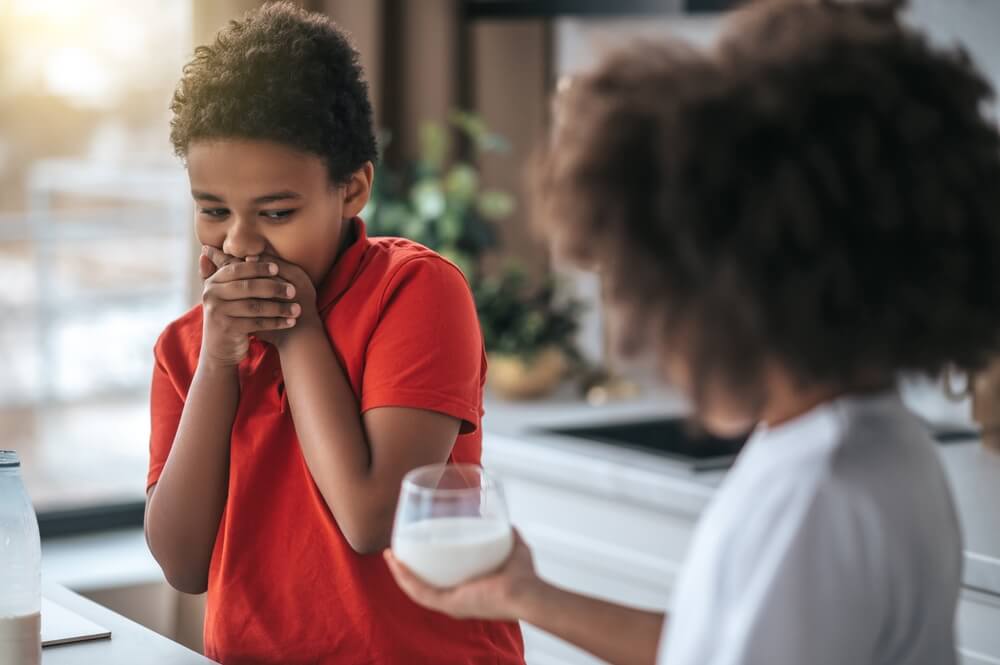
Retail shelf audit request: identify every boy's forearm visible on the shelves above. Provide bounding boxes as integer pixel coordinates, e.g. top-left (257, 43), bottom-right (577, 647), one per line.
top-left (145, 359), bottom-right (239, 594)
top-left (517, 580), bottom-right (664, 665)
top-left (276, 324), bottom-right (382, 547)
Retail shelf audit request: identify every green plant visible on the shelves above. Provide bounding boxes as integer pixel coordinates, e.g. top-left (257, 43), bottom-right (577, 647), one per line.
top-left (365, 111), bottom-right (514, 278)
top-left (474, 266), bottom-right (583, 362)
top-left (365, 111), bottom-right (582, 361)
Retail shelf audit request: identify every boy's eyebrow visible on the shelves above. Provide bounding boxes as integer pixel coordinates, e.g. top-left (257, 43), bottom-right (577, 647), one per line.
top-left (192, 190), bottom-right (224, 202)
top-left (252, 191), bottom-right (302, 204)
top-left (191, 191), bottom-right (303, 204)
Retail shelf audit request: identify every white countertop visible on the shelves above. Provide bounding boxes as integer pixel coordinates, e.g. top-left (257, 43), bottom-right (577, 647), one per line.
top-left (482, 389), bottom-right (1000, 597)
top-left (35, 386), bottom-right (997, 665)
top-left (40, 581), bottom-right (215, 665)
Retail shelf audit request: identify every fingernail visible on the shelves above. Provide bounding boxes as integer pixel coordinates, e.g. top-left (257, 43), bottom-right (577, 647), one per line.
top-left (201, 246), bottom-right (209, 256)
top-left (286, 285), bottom-right (295, 297)
top-left (268, 263), bottom-right (278, 275)
top-left (286, 318), bottom-right (296, 326)
top-left (290, 303), bottom-right (301, 316)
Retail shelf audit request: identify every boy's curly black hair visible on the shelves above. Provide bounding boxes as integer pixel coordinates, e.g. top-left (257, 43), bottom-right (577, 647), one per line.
top-left (169, 1), bottom-right (377, 183)
top-left (532, 0), bottom-right (1000, 409)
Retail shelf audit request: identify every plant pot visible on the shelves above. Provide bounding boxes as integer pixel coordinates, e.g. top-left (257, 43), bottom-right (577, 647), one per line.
top-left (487, 347), bottom-right (567, 401)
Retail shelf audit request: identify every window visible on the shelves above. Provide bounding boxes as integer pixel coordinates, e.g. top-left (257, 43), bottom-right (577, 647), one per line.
top-left (0, 0), bottom-right (193, 535)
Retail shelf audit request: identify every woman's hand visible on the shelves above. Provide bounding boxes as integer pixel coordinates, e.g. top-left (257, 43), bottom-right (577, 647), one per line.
top-left (386, 528), bottom-right (665, 665)
top-left (383, 530), bottom-right (542, 621)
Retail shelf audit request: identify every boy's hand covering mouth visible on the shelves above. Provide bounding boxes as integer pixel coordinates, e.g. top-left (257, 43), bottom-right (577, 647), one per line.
top-left (201, 247), bottom-right (320, 350)
top-left (198, 246), bottom-right (302, 365)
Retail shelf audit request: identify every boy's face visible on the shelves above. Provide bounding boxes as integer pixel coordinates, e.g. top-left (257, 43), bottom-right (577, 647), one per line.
top-left (187, 138), bottom-right (373, 285)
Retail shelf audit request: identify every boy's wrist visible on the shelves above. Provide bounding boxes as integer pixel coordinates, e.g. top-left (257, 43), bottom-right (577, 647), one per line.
top-left (196, 353), bottom-right (242, 376)
top-left (274, 316), bottom-right (325, 352)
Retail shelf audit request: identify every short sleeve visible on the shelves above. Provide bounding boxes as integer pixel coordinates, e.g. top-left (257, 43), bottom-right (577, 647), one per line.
top-left (147, 335), bottom-right (187, 490)
top-left (361, 256), bottom-right (484, 432)
top-left (660, 480), bottom-right (882, 665)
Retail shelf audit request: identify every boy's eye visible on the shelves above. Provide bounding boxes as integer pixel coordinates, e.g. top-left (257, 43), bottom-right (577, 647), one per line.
top-left (261, 209), bottom-right (296, 221)
top-left (199, 208), bottom-right (229, 219)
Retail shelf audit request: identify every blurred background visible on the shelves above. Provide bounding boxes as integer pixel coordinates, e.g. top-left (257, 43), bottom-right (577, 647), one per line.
top-left (2, 0), bottom-right (1000, 661)
top-left (0, 0), bottom-right (731, 535)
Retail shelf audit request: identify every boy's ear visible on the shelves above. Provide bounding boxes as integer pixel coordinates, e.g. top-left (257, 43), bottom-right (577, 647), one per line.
top-left (342, 161), bottom-right (374, 219)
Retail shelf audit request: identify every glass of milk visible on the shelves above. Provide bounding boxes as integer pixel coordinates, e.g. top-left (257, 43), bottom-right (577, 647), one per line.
top-left (392, 464), bottom-right (513, 587)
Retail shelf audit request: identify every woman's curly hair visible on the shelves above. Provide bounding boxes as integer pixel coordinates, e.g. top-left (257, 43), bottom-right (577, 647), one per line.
top-left (532, 0), bottom-right (1000, 409)
top-left (169, 1), bottom-right (377, 183)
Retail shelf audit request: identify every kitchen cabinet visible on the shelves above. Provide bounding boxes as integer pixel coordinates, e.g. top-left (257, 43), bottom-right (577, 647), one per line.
top-left (957, 590), bottom-right (1000, 665)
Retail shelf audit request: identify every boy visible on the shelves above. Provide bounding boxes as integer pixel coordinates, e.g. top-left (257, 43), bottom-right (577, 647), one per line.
top-left (386, 1), bottom-right (1000, 664)
top-left (143, 3), bottom-right (524, 663)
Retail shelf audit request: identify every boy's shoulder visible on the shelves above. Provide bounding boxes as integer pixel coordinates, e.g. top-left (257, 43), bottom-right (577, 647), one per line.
top-left (358, 235), bottom-right (471, 296)
top-left (365, 235), bottom-right (458, 272)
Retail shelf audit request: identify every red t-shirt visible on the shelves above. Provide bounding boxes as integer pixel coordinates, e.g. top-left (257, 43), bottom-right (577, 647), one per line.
top-left (148, 219), bottom-right (524, 664)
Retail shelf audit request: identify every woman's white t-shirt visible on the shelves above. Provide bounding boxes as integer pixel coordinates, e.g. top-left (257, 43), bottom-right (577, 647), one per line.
top-left (659, 391), bottom-right (962, 665)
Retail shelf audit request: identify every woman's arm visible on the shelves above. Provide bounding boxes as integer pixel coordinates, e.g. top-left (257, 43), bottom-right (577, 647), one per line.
top-left (385, 533), bottom-right (665, 665)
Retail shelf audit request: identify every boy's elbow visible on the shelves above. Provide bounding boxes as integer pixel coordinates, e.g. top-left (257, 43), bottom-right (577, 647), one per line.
top-left (154, 545), bottom-right (209, 594)
top-left (146, 527), bottom-right (209, 594)
top-left (163, 569), bottom-right (209, 596)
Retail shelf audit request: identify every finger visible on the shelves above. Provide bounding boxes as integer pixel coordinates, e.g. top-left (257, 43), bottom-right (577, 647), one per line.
top-left (210, 277), bottom-right (296, 301)
top-left (260, 253), bottom-right (311, 286)
top-left (219, 299), bottom-right (302, 319)
top-left (203, 245), bottom-right (238, 270)
top-left (223, 316), bottom-right (298, 335)
top-left (209, 260), bottom-right (283, 284)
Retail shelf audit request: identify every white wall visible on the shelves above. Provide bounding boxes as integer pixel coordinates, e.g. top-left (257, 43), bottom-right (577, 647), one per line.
top-left (908, 0), bottom-right (1000, 102)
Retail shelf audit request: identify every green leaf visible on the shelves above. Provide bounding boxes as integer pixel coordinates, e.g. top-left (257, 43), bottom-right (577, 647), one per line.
top-left (479, 132), bottom-right (511, 153)
top-left (477, 190), bottom-right (515, 221)
top-left (410, 180), bottom-right (446, 220)
top-left (418, 122), bottom-right (449, 171)
top-left (402, 216), bottom-right (429, 240)
top-left (437, 212), bottom-right (463, 245)
top-left (444, 163), bottom-right (479, 203)
top-left (379, 202), bottom-right (412, 234)
top-left (449, 110), bottom-right (488, 141)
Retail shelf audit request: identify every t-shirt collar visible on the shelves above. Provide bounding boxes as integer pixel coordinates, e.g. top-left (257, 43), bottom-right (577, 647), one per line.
top-left (316, 217), bottom-right (371, 313)
top-left (743, 388), bottom-right (901, 465)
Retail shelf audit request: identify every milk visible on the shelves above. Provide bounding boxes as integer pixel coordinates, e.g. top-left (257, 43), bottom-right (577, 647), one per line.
top-left (0, 612), bottom-right (41, 665)
top-left (392, 517), bottom-right (514, 587)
